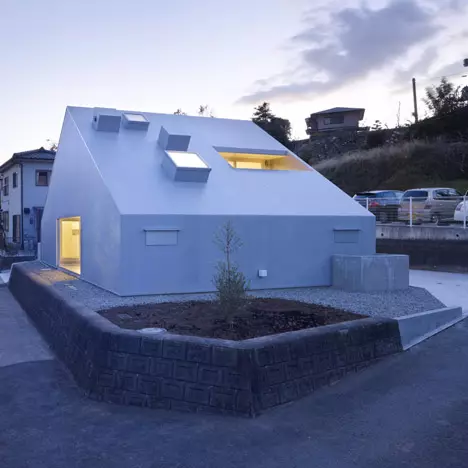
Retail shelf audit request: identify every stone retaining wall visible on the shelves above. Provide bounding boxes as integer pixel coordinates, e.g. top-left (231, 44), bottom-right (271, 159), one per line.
top-left (9, 262), bottom-right (403, 417)
top-left (0, 254), bottom-right (36, 270)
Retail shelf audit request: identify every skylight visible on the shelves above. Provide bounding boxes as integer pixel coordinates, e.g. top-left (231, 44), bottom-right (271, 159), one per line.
top-left (166, 151), bottom-right (208, 169)
top-left (123, 113), bottom-right (148, 123)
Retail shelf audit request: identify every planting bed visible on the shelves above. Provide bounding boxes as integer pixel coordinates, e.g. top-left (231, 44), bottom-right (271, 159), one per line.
top-left (100, 299), bottom-right (364, 340)
top-left (9, 262), bottom-right (404, 417)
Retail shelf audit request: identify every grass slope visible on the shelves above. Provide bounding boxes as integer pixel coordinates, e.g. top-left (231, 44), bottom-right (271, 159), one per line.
top-left (314, 140), bottom-right (468, 195)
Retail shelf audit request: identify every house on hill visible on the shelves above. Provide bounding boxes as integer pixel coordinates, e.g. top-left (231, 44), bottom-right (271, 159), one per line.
top-left (306, 107), bottom-right (365, 134)
top-left (40, 106), bottom-right (374, 296)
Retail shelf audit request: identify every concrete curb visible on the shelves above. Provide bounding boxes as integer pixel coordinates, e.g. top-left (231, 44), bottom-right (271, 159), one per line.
top-left (395, 307), bottom-right (465, 350)
top-left (8, 261), bottom-right (403, 417)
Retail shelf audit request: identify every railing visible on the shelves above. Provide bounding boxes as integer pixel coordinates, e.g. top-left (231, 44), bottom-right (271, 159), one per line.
top-left (0, 236), bottom-right (37, 256)
top-left (355, 196), bottom-right (468, 228)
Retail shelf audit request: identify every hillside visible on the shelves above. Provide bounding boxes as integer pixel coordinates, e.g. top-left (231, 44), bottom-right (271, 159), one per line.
top-left (314, 140), bottom-right (468, 195)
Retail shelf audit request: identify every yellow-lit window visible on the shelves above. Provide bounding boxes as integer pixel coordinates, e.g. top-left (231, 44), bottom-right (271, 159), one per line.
top-left (218, 151), bottom-right (310, 172)
top-left (59, 217), bottom-right (81, 275)
top-left (230, 160), bottom-right (264, 169)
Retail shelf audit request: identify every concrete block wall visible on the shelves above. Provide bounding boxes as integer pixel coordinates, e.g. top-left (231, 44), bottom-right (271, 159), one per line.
top-left (332, 254), bottom-right (409, 292)
top-left (9, 262), bottom-right (403, 417)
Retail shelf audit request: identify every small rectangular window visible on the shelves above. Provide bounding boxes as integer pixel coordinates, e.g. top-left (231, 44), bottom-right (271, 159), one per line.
top-left (218, 150), bottom-right (310, 172)
top-left (3, 176), bottom-right (9, 196)
top-left (12, 172), bottom-right (17, 188)
top-left (1, 211), bottom-right (9, 232)
top-left (36, 170), bottom-right (51, 186)
top-left (324, 115), bottom-right (345, 125)
top-left (12, 215), bottom-right (21, 243)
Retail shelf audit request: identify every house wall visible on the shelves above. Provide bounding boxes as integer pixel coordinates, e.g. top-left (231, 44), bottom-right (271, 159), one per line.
top-left (0, 161), bottom-right (53, 246)
top-left (41, 110), bottom-right (122, 293)
top-left (316, 111), bottom-right (362, 132)
top-left (0, 164), bottom-right (21, 241)
top-left (22, 161), bottom-right (54, 243)
top-left (118, 214), bottom-right (375, 296)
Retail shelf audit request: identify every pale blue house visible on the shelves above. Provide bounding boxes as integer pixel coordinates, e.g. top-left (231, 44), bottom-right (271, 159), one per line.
top-left (0, 148), bottom-right (55, 250)
top-left (40, 106), bottom-right (374, 296)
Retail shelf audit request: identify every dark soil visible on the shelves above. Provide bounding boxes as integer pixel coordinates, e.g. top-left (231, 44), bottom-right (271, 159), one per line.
top-left (98, 298), bottom-right (366, 341)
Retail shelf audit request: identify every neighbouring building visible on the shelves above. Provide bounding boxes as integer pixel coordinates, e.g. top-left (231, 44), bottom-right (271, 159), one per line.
top-left (306, 107), bottom-right (365, 134)
top-left (40, 106), bottom-right (374, 296)
top-left (0, 147), bottom-right (55, 250)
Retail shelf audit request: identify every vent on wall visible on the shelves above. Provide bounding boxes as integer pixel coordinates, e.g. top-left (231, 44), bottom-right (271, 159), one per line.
top-left (334, 229), bottom-right (360, 243)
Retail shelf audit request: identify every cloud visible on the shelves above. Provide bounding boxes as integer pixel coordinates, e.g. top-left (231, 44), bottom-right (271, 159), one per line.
top-left (238, 0), bottom-right (453, 104)
top-left (393, 46), bottom-right (439, 85)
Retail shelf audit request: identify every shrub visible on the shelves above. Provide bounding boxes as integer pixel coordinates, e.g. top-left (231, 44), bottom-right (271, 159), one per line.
top-left (213, 222), bottom-right (249, 318)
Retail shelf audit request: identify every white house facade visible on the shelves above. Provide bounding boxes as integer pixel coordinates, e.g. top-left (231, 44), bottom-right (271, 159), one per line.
top-left (40, 106), bottom-right (375, 296)
top-left (0, 148), bottom-right (55, 250)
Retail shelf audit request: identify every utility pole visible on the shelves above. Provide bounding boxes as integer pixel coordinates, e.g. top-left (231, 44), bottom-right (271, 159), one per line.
top-left (412, 77), bottom-right (419, 123)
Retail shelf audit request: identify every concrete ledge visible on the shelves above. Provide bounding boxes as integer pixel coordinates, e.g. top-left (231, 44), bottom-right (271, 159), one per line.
top-left (9, 262), bottom-right (403, 417)
top-left (377, 239), bottom-right (468, 271)
top-left (333, 254), bottom-right (409, 292)
top-left (396, 307), bottom-right (465, 350)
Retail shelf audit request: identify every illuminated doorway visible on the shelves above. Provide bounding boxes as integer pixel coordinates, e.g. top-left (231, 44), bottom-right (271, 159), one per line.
top-left (59, 217), bottom-right (81, 275)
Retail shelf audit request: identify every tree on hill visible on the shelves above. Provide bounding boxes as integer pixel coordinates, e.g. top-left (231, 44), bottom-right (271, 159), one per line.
top-left (173, 105), bottom-right (214, 117)
top-left (424, 77), bottom-right (468, 118)
top-left (46, 139), bottom-right (58, 151)
top-left (252, 102), bottom-right (292, 149)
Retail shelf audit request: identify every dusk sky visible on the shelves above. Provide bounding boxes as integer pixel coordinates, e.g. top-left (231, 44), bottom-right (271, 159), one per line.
top-left (1, 0), bottom-right (467, 163)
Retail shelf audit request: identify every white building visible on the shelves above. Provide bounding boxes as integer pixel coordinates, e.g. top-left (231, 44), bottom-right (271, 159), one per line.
top-left (41, 106), bottom-right (374, 296)
top-left (0, 148), bottom-right (55, 250)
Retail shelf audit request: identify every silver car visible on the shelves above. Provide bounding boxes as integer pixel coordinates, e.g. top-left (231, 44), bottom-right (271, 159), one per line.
top-left (399, 188), bottom-right (462, 223)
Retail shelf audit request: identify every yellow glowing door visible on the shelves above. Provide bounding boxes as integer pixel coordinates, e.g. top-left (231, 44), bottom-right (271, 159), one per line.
top-left (59, 217), bottom-right (81, 274)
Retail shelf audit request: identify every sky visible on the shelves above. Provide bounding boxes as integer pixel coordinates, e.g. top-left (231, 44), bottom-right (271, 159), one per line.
top-left (1, 0), bottom-right (467, 163)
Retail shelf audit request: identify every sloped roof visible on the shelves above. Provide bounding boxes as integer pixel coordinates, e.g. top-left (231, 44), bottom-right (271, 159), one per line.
top-left (0, 147), bottom-right (56, 172)
top-left (61, 106), bottom-right (370, 217)
top-left (310, 107), bottom-right (365, 116)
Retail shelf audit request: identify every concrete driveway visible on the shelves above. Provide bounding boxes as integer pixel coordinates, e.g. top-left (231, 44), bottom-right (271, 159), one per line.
top-left (410, 269), bottom-right (468, 311)
top-left (2, 286), bottom-right (468, 468)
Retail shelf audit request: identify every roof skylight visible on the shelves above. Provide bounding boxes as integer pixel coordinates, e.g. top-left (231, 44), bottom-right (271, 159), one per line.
top-left (123, 113), bottom-right (148, 123)
top-left (166, 151), bottom-right (208, 169)
top-left (122, 112), bottom-right (150, 131)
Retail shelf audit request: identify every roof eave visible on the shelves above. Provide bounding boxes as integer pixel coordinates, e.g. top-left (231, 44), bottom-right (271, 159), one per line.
top-left (0, 156), bottom-right (54, 174)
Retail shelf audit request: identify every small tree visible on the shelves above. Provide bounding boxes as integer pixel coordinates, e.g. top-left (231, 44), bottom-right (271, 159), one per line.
top-left (213, 222), bottom-right (248, 319)
top-left (173, 108), bottom-right (187, 115)
top-left (198, 104), bottom-right (215, 117)
top-left (46, 139), bottom-right (58, 151)
top-left (252, 102), bottom-right (292, 149)
top-left (424, 77), bottom-right (467, 117)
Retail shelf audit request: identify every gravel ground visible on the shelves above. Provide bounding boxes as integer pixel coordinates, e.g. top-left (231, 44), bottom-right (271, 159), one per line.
top-left (19, 261), bottom-right (444, 318)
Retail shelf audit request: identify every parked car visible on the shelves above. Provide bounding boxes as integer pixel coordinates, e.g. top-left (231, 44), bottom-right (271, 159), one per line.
top-left (454, 200), bottom-right (468, 222)
top-left (399, 188), bottom-right (462, 223)
top-left (353, 190), bottom-right (403, 222)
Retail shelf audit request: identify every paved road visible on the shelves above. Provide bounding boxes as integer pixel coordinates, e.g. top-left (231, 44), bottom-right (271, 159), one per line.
top-left (1, 287), bottom-right (468, 467)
